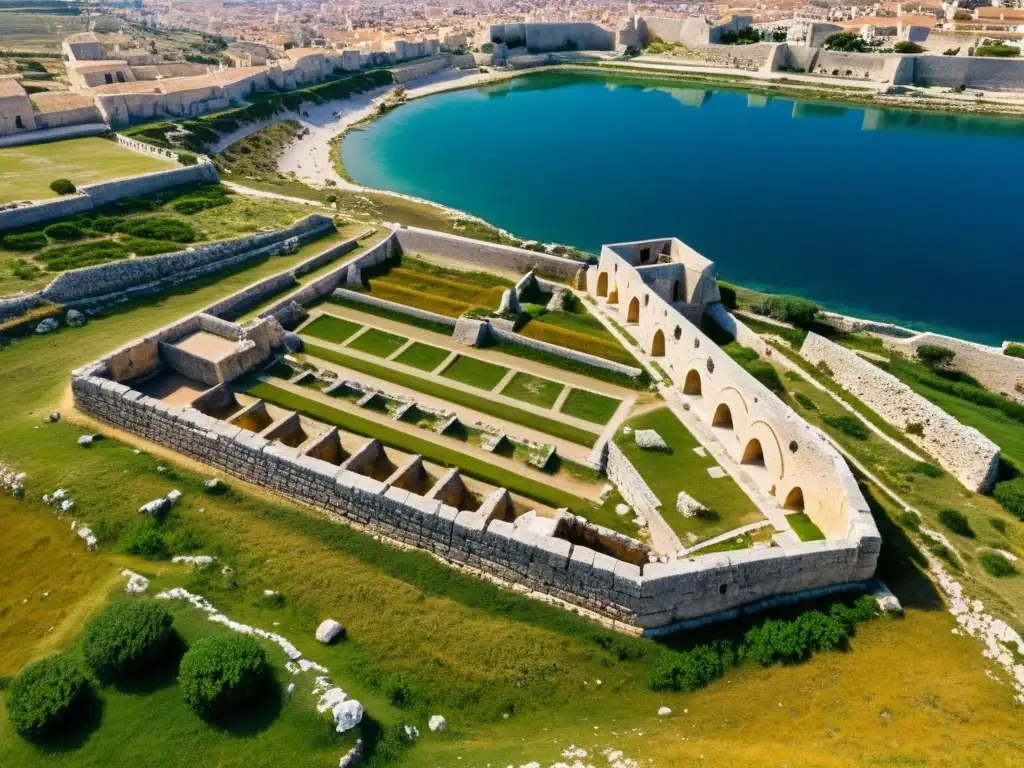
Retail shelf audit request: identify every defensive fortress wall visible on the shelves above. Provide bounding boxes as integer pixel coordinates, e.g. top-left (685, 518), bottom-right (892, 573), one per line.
top-left (0, 158), bottom-right (218, 233)
top-left (69, 230), bottom-right (881, 632)
top-left (490, 22), bottom-right (615, 53)
top-left (583, 237), bottom-right (880, 546)
top-left (800, 332), bottom-right (1001, 492)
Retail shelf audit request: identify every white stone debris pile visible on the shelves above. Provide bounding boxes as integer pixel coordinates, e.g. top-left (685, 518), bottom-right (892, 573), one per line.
top-left (316, 619), bottom-right (345, 644)
top-left (166, 489), bottom-right (182, 505)
top-left (428, 714), bottom-right (447, 732)
top-left (338, 740), bottom-right (362, 768)
top-left (77, 434), bottom-right (97, 447)
top-left (676, 491), bottom-right (707, 518)
top-left (634, 429), bottom-right (667, 451)
top-left (139, 497), bottom-right (172, 518)
top-left (35, 317), bottom-right (59, 334)
top-left (76, 525), bottom-right (98, 551)
top-left (122, 569), bottom-right (150, 594)
top-left (204, 477), bottom-right (226, 494)
top-left (66, 309), bottom-right (86, 328)
top-left (314, 676), bottom-right (364, 733)
top-left (403, 724), bottom-right (420, 741)
top-left (1, 464), bottom-right (26, 499)
top-left (171, 555), bottom-right (217, 566)
top-left (657, 706), bottom-right (672, 716)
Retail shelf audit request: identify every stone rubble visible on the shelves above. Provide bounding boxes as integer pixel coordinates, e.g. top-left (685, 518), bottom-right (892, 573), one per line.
top-left (139, 497), bottom-right (172, 518)
top-left (403, 724), bottom-right (420, 740)
top-left (676, 491), bottom-right (707, 518)
top-left (121, 569), bottom-right (150, 594)
top-left (66, 309), bottom-right (86, 328)
top-left (633, 429), bottom-right (667, 451)
top-left (316, 618), bottom-right (345, 644)
top-left (428, 714), bottom-right (447, 732)
top-left (171, 555), bottom-right (217, 566)
top-left (35, 317), bottom-right (59, 334)
top-left (2, 464), bottom-right (27, 499)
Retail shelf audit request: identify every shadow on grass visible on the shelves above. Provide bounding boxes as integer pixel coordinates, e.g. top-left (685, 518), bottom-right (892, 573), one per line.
top-left (204, 675), bottom-right (283, 737)
top-left (113, 629), bottom-right (186, 695)
top-left (31, 687), bottom-right (104, 753)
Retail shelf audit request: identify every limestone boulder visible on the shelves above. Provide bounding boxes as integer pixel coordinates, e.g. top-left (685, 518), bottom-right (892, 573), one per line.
top-left (316, 618), bottom-right (345, 644)
top-left (428, 714), bottom-right (447, 732)
top-left (35, 317), bottom-right (59, 334)
top-left (658, 706), bottom-right (672, 716)
top-left (635, 429), bottom-right (667, 451)
top-left (676, 491), bottom-right (708, 518)
top-left (330, 699), bottom-right (363, 733)
top-left (48, 411), bottom-right (61, 423)
top-left (166, 489), bottom-right (182, 506)
top-left (204, 478), bottom-right (226, 495)
top-left (139, 497), bottom-right (172, 518)
top-left (66, 309), bottom-right (86, 328)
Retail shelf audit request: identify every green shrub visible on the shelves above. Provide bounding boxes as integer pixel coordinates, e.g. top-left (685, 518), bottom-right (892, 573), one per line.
top-left (1004, 343), bottom-right (1024, 359)
top-left (993, 478), bottom-right (1024, 520)
top-left (119, 519), bottom-right (170, 559)
top-left (177, 152), bottom-right (199, 166)
top-left (989, 517), bottom-right (1007, 535)
top-left (916, 343), bottom-right (956, 368)
top-left (6, 655), bottom-right (90, 739)
top-left (893, 41), bottom-right (924, 53)
top-left (647, 643), bottom-right (730, 692)
top-left (905, 421), bottom-right (924, 436)
top-left (793, 392), bottom-right (816, 410)
top-left (910, 461), bottom-right (943, 478)
top-left (817, 360), bottom-right (833, 377)
top-left (938, 508), bottom-right (974, 538)
top-left (11, 259), bottom-right (45, 281)
top-left (823, 31), bottom-right (867, 52)
top-left (43, 221), bottom-right (85, 241)
top-left (178, 633), bottom-right (269, 717)
top-left (975, 43), bottom-right (1020, 58)
top-left (761, 295), bottom-right (820, 326)
top-left (49, 178), bottom-right (76, 195)
top-left (172, 188), bottom-right (231, 215)
top-left (717, 281), bottom-right (738, 309)
top-left (897, 510), bottom-right (920, 532)
top-left (83, 600), bottom-right (174, 679)
top-left (979, 551), bottom-right (1017, 577)
top-left (822, 414), bottom-right (869, 440)
top-left (2, 231), bottom-right (47, 251)
top-left (116, 216), bottom-right (197, 243)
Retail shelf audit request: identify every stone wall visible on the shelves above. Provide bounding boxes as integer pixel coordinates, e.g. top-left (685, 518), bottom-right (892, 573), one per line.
top-left (487, 324), bottom-right (643, 378)
top-left (394, 227), bottom-right (583, 281)
top-left (908, 55), bottom-right (1024, 92)
top-left (332, 288), bottom-right (457, 328)
top-left (490, 22), bottom-right (615, 52)
top-left (800, 332), bottom-right (1000, 492)
top-left (606, 441), bottom-right (661, 520)
top-left (814, 50), bottom-right (893, 80)
top-left (391, 55), bottom-right (452, 84)
top-left (0, 161), bottom-right (217, 232)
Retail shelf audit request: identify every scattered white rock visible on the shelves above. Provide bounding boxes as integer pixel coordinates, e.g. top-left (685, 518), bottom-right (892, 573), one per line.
top-left (329, 698), bottom-right (364, 733)
top-left (156, 465), bottom-right (168, 474)
top-left (621, 426), bottom-right (633, 436)
top-left (204, 478), bottom-right (225, 494)
top-left (562, 745), bottom-right (587, 759)
top-left (403, 724), bottom-right (420, 741)
top-left (598, 484), bottom-right (615, 503)
top-left (35, 317), bottom-right (59, 334)
top-left (286, 682), bottom-right (296, 695)
top-left (166, 489), bottom-right (182, 506)
top-left (77, 435), bottom-right (95, 447)
top-left (428, 714), bottom-right (447, 732)
top-left (139, 497), bottom-right (171, 517)
top-left (338, 740), bottom-right (362, 768)
top-left (316, 618), bottom-right (345, 644)
top-left (657, 706), bottom-right (672, 716)
top-left (65, 309), bottom-right (86, 328)
top-left (60, 499), bottom-right (74, 513)
top-left (634, 429), bottom-right (667, 451)
top-left (171, 555), bottom-right (216, 566)
top-left (263, 589), bottom-right (278, 597)
top-left (122, 569), bottom-right (150, 594)
top-left (76, 526), bottom-right (97, 550)
top-left (47, 411), bottom-right (61, 422)
top-left (615, 503), bottom-right (631, 516)
top-left (676, 491), bottom-right (707, 518)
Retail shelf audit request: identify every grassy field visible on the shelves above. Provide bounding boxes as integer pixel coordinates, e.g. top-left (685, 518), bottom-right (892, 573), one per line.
top-left (359, 256), bottom-right (510, 318)
top-left (614, 408), bottom-right (763, 543)
top-left (392, 342), bottom-right (449, 372)
top-left (0, 138), bottom-right (176, 203)
top-left (560, 388), bottom-right (621, 425)
top-left (500, 372), bottom-right (564, 409)
top-left (0, 231), bottom-right (1020, 766)
top-left (440, 355), bottom-right (508, 390)
top-left (347, 328), bottom-right (407, 358)
top-left (787, 512), bottom-right (826, 542)
top-left (300, 342), bottom-right (597, 447)
top-left (299, 315), bottom-right (362, 344)
top-left (0, 10), bottom-right (87, 52)
top-left (518, 290), bottom-right (637, 366)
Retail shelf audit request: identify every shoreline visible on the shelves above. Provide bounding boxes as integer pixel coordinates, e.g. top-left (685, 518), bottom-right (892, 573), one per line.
top-left (260, 63), bottom-right (1018, 346)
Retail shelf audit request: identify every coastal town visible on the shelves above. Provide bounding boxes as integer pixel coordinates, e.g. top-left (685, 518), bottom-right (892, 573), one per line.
top-left (0, 2), bottom-right (1023, 768)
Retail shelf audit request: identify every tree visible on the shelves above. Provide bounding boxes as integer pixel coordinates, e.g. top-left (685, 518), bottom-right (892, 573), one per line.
top-left (178, 633), bottom-right (269, 718)
top-left (49, 178), bottom-right (76, 195)
top-left (823, 32), bottom-right (867, 53)
top-left (83, 599), bottom-right (174, 679)
top-left (893, 41), bottom-right (925, 54)
top-left (6, 655), bottom-right (90, 739)
top-left (916, 343), bottom-right (956, 369)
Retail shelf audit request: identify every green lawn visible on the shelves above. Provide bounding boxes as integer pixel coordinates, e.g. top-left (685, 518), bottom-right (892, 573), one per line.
top-left (247, 381), bottom-right (593, 512)
top-left (500, 372), bottom-right (565, 409)
top-left (0, 137), bottom-right (177, 203)
top-left (393, 342), bottom-right (450, 372)
top-left (440, 355), bottom-right (509, 391)
top-left (300, 315), bottom-right (363, 345)
top-left (787, 512), bottom-right (826, 542)
top-left (346, 328), bottom-right (407, 358)
top-left (302, 341), bottom-right (597, 446)
top-left (560, 389), bottom-right (621, 425)
top-left (614, 408), bottom-right (763, 543)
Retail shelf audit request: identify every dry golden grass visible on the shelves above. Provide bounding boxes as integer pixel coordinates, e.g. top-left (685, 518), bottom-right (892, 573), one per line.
top-left (365, 281), bottom-right (470, 317)
top-left (518, 321), bottom-right (637, 365)
top-left (368, 267), bottom-right (506, 316)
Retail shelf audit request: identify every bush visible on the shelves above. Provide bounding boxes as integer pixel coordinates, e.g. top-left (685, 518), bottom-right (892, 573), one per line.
top-left (177, 152), bottom-right (199, 166)
top-left (172, 188), bottom-right (231, 215)
top-left (916, 343), bottom-right (956, 368)
top-left (178, 633), bottom-right (268, 717)
top-left (647, 643), bottom-right (730, 692)
top-left (1004, 343), bottom-right (1024, 359)
top-left (6, 655), bottom-right (89, 739)
top-left (793, 392), bottom-right (816, 410)
top-left (43, 221), bottom-right (85, 241)
top-left (119, 519), bottom-right (170, 559)
top-left (823, 32), bottom-right (867, 53)
top-left (761, 295), bottom-right (820, 326)
top-left (911, 461), bottom-right (943, 478)
top-left (893, 41), bottom-right (924, 53)
top-left (49, 178), bottom-right (76, 195)
top-left (897, 510), bottom-right (920, 532)
top-left (975, 43), bottom-right (1020, 58)
top-left (938, 508), bottom-right (974, 538)
top-left (979, 551), bottom-right (1017, 577)
top-left (816, 360), bottom-right (833, 377)
top-left (3, 231), bottom-right (47, 251)
top-left (990, 517), bottom-right (1007, 535)
top-left (83, 600), bottom-right (174, 679)
top-left (11, 259), bottom-right (45, 281)
top-left (822, 414), bottom-right (869, 440)
top-left (993, 478), bottom-right (1024, 520)
top-left (943, 47), bottom-right (960, 56)
top-left (116, 216), bottom-right (197, 243)
top-left (905, 421), bottom-right (924, 436)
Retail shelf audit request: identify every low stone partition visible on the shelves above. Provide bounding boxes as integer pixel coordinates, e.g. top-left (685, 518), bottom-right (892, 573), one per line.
top-left (800, 332), bottom-right (1000, 492)
top-left (605, 441), bottom-right (661, 520)
top-left (30, 215), bottom-right (332, 312)
top-left (0, 161), bottom-right (218, 232)
top-left (486, 324), bottom-right (642, 378)
top-left (394, 226), bottom-right (585, 282)
top-left (332, 288), bottom-right (457, 329)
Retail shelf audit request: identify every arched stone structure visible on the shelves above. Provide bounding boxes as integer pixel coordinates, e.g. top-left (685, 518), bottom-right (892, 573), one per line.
top-left (596, 271), bottom-right (609, 298)
top-left (741, 438), bottom-right (764, 466)
top-left (626, 296), bottom-right (640, 324)
top-left (683, 369), bottom-right (702, 395)
top-left (742, 419), bottom-right (786, 483)
top-left (712, 403), bottom-right (733, 429)
top-left (784, 487), bottom-right (805, 511)
top-left (651, 328), bottom-right (666, 357)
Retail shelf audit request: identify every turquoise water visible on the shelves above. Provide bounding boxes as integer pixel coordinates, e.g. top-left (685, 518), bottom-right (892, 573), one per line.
top-left (343, 71), bottom-right (1024, 345)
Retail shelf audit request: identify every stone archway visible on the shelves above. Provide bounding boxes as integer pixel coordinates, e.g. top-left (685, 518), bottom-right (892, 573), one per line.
top-left (741, 438), bottom-right (765, 467)
top-left (627, 296), bottom-right (640, 324)
top-left (683, 369), bottom-right (702, 396)
top-left (784, 487), bottom-right (805, 511)
top-left (651, 329), bottom-right (666, 357)
top-left (712, 403), bottom-right (733, 429)
top-left (596, 271), bottom-right (609, 298)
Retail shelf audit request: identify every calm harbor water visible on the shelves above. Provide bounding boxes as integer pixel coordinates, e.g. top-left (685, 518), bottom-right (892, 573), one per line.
top-left (343, 71), bottom-right (1024, 345)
